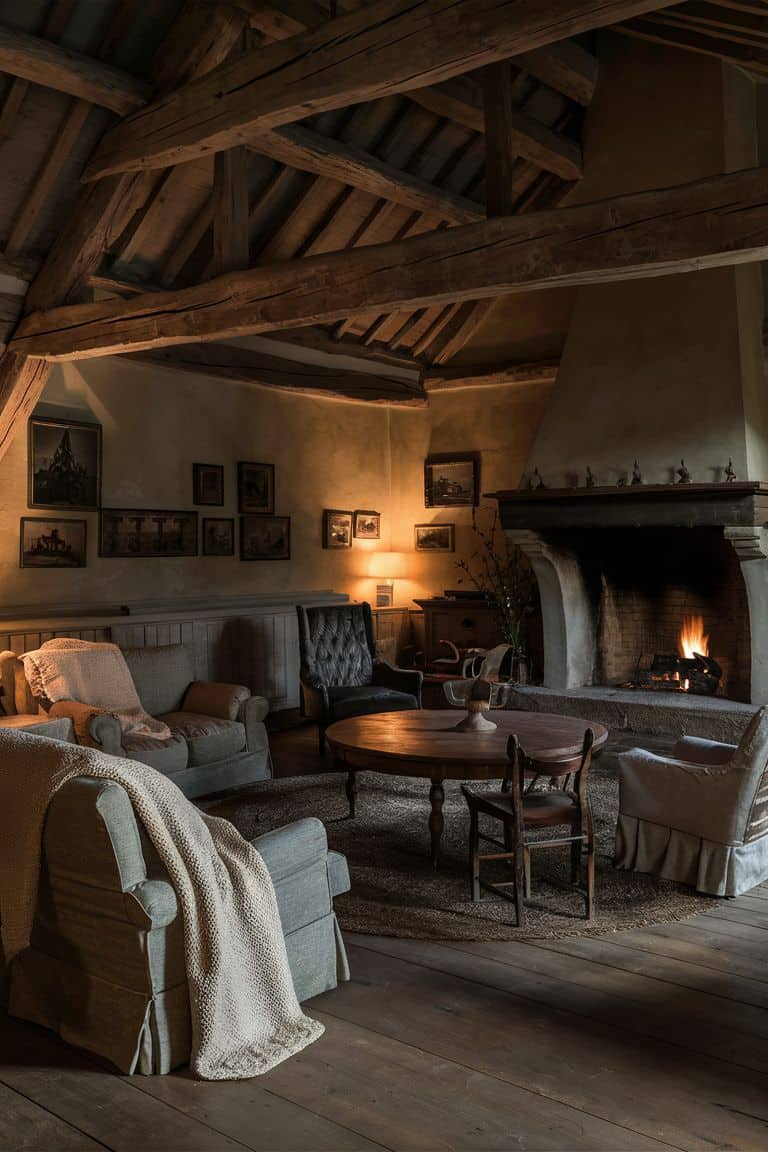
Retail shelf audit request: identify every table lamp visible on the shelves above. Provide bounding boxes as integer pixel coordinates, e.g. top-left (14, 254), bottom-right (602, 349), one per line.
top-left (368, 552), bottom-right (406, 607)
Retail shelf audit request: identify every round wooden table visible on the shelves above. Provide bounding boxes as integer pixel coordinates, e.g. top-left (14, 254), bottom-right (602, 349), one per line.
top-left (326, 709), bottom-right (609, 866)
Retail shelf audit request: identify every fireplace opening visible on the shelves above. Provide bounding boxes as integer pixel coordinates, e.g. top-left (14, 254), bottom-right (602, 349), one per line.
top-left (564, 526), bottom-right (750, 702)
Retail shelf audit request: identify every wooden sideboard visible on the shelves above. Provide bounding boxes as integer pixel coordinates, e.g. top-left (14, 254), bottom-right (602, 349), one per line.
top-left (412, 597), bottom-right (503, 663)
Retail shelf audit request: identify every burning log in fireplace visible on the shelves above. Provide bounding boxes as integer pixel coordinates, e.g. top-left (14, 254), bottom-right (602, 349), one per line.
top-left (623, 616), bottom-right (724, 695)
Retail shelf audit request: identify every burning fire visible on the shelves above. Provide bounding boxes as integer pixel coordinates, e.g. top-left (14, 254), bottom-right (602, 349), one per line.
top-left (679, 615), bottom-right (709, 660)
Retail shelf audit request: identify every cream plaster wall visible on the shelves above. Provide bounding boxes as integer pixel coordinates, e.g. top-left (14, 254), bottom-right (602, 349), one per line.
top-left (525, 35), bottom-right (767, 487)
top-left (0, 357), bottom-right (550, 612)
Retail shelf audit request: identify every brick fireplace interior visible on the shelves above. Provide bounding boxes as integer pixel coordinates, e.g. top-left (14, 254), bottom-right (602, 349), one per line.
top-left (562, 526), bottom-right (751, 702)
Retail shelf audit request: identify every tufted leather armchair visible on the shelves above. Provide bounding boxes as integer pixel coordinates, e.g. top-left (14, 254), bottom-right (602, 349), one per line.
top-left (296, 602), bottom-right (422, 753)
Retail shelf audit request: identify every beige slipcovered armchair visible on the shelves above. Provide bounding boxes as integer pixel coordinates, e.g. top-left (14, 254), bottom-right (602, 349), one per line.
top-left (615, 706), bottom-right (768, 896)
top-left (0, 644), bottom-right (272, 800)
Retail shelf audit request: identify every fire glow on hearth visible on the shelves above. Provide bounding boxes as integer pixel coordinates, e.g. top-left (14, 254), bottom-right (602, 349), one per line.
top-left (624, 615), bottom-right (723, 695)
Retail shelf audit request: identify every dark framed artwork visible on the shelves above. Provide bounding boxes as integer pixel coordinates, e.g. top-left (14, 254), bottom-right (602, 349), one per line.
top-left (237, 461), bottom-right (274, 514)
top-left (424, 453), bottom-right (479, 508)
top-left (29, 416), bottom-right (101, 510)
top-left (323, 509), bottom-right (353, 549)
top-left (415, 523), bottom-right (455, 552)
top-left (202, 517), bottom-right (235, 556)
top-left (20, 517), bottom-right (87, 569)
top-left (99, 509), bottom-right (198, 558)
top-left (193, 463), bottom-right (224, 506)
top-left (353, 509), bottom-right (380, 539)
top-left (240, 515), bottom-right (290, 560)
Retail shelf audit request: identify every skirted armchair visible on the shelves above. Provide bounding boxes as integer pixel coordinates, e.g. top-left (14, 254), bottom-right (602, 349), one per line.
top-left (296, 602), bottom-right (422, 752)
top-left (615, 706), bottom-right (768, 896)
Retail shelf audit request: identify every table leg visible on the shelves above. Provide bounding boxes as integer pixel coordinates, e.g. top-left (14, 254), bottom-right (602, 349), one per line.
top-left (429, 773), bottom-right (445, 868)
top-left (346, 769), bottom-right (358, 818)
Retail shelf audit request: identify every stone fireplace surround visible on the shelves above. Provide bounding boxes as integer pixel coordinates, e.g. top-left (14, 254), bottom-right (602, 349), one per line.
top-left (492, 482), bottom-right (768, 708)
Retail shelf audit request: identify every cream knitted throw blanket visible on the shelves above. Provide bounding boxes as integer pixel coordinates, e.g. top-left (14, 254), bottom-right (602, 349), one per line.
top-left (21, 638), bottom-right (171, 740)
top-left (0, 730), bottom-right (323, 1079)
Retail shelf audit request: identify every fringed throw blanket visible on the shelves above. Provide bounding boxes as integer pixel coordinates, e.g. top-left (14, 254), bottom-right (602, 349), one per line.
top-left (0, 730), bottom-right (323, 1079)
top-left (21, 638), bottom-right (171, 739)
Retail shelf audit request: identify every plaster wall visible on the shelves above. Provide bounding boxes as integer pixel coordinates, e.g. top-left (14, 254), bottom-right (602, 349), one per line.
top-left (525, 35), bottom-right (766, 487)
top-left (0, 357), bottom-right (551, 612)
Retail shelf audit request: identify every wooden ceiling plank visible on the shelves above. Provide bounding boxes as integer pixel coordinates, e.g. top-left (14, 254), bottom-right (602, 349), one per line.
top-left (423, 359), bottom-right (560, 390)
top-left (410, 77), bottom-right (583, 180)
top-left (14, 167), bottom-right (768, 361)
top-left (247, 122), bottom-right (485, 224)
top-left (408, 302), bottom-right (464, 357)
top-left (213, 146), bottom-right (250, 274)
top-left (268, 323), bottom-right (422, 370)
top-left (617, 17), bottom-right (768, 70)
top-left (125, 342), bottom-right (426, 405)
top-left (516, 40), bottom-right (598, 105)
top-left (426, 298), bottom-right (496, 365)
top-left (642, 9), bottom-right (768, 47)
top-left (83, 0), bottom-right (676, 180)
top-left (0, 0), bottom-right (78, 139)
top-left (246, 0), bottom-right (327, 37)
top-left (0, 21), bottom-right (149, 114)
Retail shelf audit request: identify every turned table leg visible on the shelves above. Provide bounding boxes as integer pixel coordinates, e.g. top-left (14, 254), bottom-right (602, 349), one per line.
top-left (429, 773), bottom-right (445, 868)
top-left (346, 769), bottom-right (358, 818)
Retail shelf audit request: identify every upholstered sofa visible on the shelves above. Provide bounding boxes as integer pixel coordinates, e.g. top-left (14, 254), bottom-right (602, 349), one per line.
top-left (0, 644), bottom-right (272, 799)
top-left (7, 764), bottom-right (351, 1075)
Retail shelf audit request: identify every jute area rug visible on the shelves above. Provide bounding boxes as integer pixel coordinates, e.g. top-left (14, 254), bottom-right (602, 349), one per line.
top-left (205, 761), bottom-right (721, 942)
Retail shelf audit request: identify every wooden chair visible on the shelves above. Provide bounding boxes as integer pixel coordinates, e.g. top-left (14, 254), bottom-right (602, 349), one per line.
top-left (461, 728), bottom-right (595, 928)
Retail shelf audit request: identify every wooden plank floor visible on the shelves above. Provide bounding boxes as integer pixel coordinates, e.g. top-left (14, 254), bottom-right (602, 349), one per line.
top-left (2, 727), bottom-right (768, 1151)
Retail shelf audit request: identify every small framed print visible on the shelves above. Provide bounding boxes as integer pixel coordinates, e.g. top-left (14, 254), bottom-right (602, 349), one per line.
top-left (240, 515), bottom-right (290, 560)
top-left (353, 509), bottom-right (380, 539)
top-left (99, 509), bottom-right (198, 558)
top-left (202, 517), bottom-right (234, 556)
top-left (20, 517), bottom-right (87, 568)
top-left (415, 523), bottom-right (455, 552)
top-left (29, 415), bottom-right (101, 511)
top-left (193, 463), bottom-right (224, 506)
top-left (323, 509), bottom-right (353, 549)
top-left (238, 461), bottom-right (274, 514)
top-left (424, 453), bottom-right (479, 508)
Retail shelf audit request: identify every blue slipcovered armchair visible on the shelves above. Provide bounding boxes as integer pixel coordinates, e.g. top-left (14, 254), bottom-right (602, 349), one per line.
top-left (8, 767), bottom-right (350, 1075)
top-left (296, 601), bottom-right (422, 753)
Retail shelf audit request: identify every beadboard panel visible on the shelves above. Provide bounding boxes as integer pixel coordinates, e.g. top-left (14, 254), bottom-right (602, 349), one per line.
top-left (0, 591), bottom-right (347, 710)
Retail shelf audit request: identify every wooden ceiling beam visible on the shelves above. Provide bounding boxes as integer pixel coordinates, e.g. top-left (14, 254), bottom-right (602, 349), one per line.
top-left (617, 15), bottom-right (768, 71)
top-left (423, 360), bottom-right (559, 390)
top-left (0, 21), bottom-right (149, 114)
top-left (410, 76), bottom-right (583, 181)
top-left (247, 123), bottom-right (485, 225)
top-left (83, 0), bottom-right (673, 181)
top-left (0, 0), bottom-right (78, 138)
top-left (13, 167), bottom-right (768, 362)
top-left (125, 341), bottom-right (426, 405)
top-left (212, 147), bottom-right (251, 274)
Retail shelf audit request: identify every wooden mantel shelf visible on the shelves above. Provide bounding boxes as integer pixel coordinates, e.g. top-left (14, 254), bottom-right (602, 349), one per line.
top-left (488, 482), bottom-right (768, 531)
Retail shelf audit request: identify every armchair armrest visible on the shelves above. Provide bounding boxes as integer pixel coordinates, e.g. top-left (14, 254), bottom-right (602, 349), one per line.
top-left (252, 817), bottom-right (328, 883)
top-left (372, 661), bottom-right (423, 703)
top-left (618, 749), bottom-right (745, 844)
top-left (48, 700), bottom-right (123, 754)
top-left (182, 680), bottom-right (250, 721)
top-left (299, 677), bottom-right (329, 721)
top-left (239, 694), bottom-right (270, 755)
top-left (124, 878), bottom-right (178, 930)
top-left (673, 735), bottom-right (736, 766)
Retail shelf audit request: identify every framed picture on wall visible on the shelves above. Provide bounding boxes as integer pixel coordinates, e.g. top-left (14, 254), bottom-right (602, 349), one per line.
top-left (202, 517), bottom-right (234, 556)
top-left (323, 509), bottom-right (353, 549)
top-left (20, 517), bottom-right (87, 568)
top-left (237, 462), bottom-right (274, 514)
top-left (415, 523), bottom-right (455, 552)
top-left (193, 463), bottom-right (224, 506)
top-left (353, 510), bottom-right (380, 539)
top-left (28, 416), bottom-right (101, 511)
top-left (424, 453), bottom-right (479, 508)
top-left (99, 509), bottom-right (198, 558)
top-left (240, 515), bottom-right (290, 560)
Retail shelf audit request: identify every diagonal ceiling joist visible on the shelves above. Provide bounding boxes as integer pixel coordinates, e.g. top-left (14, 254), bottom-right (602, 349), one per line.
top-left (82, 0), bottom-right (676, 180)
top-left (12, 168), bottom-right (768, 361)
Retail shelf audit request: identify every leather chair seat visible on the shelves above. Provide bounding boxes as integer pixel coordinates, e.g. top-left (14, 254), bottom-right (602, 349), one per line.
top-left (327, 685), bottom-right (418, 723)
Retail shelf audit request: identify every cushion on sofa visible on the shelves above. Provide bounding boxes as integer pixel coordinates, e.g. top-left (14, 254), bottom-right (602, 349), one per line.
top-left (121, 731), bottom-right (188, 774)
top-left (121, 645), bottom-right (195, 716)
top-left (159, 712), bottom-right (247, 767)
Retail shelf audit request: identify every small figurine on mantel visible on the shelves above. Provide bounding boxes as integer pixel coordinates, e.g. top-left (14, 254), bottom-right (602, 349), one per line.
top-left (676, 459), bottom-right (691, 484)
top-left (631, 460), bottom-right (643, 485)
top-left (725, 458), bottom-right (736, 483)
top-left (529, 467), bottom-right (546, 489)
top-left (617, 474), bottom-right (627, 488)
top-left (585, 466), bottom-right (596, 488)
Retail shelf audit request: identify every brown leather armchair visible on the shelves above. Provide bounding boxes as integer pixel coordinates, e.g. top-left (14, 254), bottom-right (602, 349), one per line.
top-left (296, 602), bottom-right (422, 753)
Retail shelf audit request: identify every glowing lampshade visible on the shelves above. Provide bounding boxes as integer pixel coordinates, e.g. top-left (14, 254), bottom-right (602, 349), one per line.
top-left (367, 552), bottom-right (406, 606)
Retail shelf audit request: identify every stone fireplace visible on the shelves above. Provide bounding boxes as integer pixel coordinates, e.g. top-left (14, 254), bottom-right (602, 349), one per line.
top-left (492, 482), bottom-right (768, 705)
